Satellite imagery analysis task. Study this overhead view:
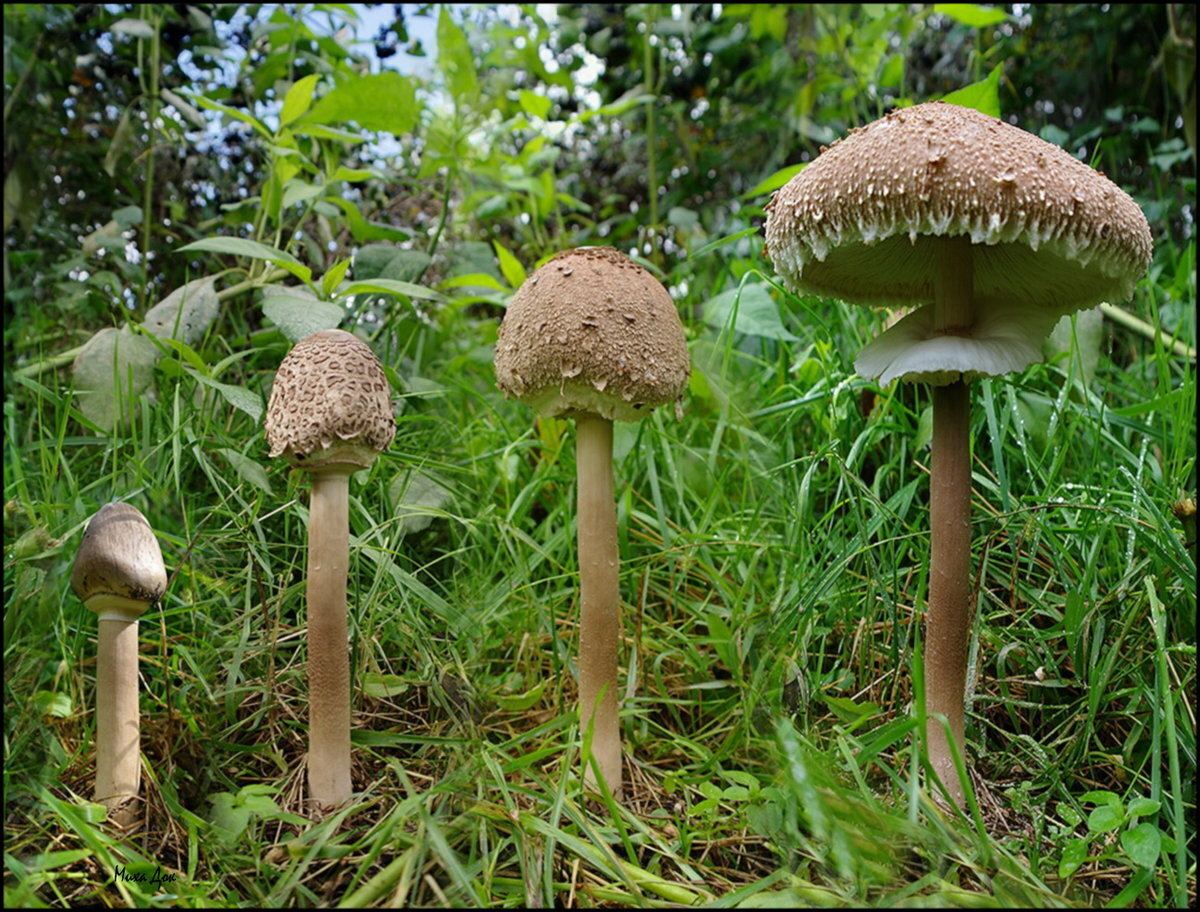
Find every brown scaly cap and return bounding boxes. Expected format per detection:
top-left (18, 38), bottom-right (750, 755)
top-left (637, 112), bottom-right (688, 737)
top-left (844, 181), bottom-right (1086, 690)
top-left (493, 247), bottom-right (690, 422)
top-left (265, 329), bottom-right (396, 472)
top-left (71, 503), bottom-right (167, 618)
top-left (764, 100), bottom-right (1153, 315)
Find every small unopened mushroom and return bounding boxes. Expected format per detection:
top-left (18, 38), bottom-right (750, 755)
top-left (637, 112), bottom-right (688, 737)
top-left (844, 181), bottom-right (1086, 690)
top-left (71, 502), bottom-right (167, 826)
top-left (265, 329), bottom-right (396, 811)
top-left (765, 101), bottom-right (1152, 806)
top-left (494, 246), bottom-right (690, 801)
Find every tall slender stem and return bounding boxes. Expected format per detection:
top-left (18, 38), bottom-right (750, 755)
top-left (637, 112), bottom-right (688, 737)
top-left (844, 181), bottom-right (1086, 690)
top-left (95, 617), bottom-right (141, 824)
top-left (575, 412), bottom-right (622, 800)
top-left (926, 236), bottom-right (974, 808)
top-left (307, 471), bottom-right (352, 809)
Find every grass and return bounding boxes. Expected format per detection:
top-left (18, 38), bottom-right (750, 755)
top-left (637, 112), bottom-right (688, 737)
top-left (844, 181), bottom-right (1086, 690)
top-left (3, 235), bottom-right (1195, 907)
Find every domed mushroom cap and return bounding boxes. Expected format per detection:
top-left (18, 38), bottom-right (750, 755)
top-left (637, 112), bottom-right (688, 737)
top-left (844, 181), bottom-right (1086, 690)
top-left (265, 329), bottom-right (396, 472)
top-left (494, 247), bottom-right (690, 422)
top-left (71, 503), bottom-right (167, 619)
top-left (764, 101), bottom-right (1153, 382)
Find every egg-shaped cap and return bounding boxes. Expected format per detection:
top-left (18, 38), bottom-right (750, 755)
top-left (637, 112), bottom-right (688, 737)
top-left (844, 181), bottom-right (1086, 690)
top-left (764, 101), bottom-right (1152, 314)
top-left (494, 247), bottom-right (690, 422)
top-left (265, 329), bottom-right (396, 472)
top-left (71, 502), bottom-right (167, 620)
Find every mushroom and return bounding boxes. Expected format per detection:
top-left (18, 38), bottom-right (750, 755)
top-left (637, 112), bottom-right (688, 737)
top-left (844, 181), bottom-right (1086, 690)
top-left (764, 101), bottom-right (1152, 806)
top-left (264, 328), bottom-right (396, 811)
top-left (494, 247), bottom-right (690, 801)
top-left (70, 502), bottom-right (167, 825)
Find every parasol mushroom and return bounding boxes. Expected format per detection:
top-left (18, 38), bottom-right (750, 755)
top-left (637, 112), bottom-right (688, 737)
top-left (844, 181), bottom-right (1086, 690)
top-left (764, 101), bottom-right (1152, 806)
top-left (494, 246), bottom-right (690, 801)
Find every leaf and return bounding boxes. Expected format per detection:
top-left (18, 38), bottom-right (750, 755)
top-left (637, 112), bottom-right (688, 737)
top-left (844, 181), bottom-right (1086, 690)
top-left (939, 65), bottom-right (1003, 118)
top-left (260, 285), bottom-right (344, 343)
top-left (34, 690), bottom-right (72, 718)
top-left (518, 90), bottom-right (551, 120)
top-left (142, 276), bottom-right (220, 346)
top-left (702, 283), bottom-right (798, 340)
top-left (217, 447), bottom-right (271, 493)
top-left (353, 244), bottom-right (432, 283)
top-left (1058, 837), bottom-right (1089, 879)
top-left (388, 469), bottom-right (453, 536)
top-left (492, 240), bottom-right (527, 289)
top-left (302, 72), bottom-right (419, 135)
top-left (177, 237), bottom-right (312, 286)
top-left (1087, 804), bottom-right (1125, 833)
top-left (280, 74), bottom-right (320, 127)
top-left (1045, 306), bottom-right (1102, 386)
top-left (103, 108), bottom-right (134, 178)
top-left (191, 372), bottom-right (263, 423)
top-left (321, 258), bottom-right (352, 298)
top-left (1125, 797), bottom-right (1161, 818)
top-left (208, 793), bottom-right (250, 845)
top-left (743, 162), bottom-right (806, 199)
top-left (160, 87), bottom-right (208, 129)
top-left (71, 327), bottom-right (160, 432)
top-left (182, 91), bottom-right (272, 140)
top-left (110, 17), bottom-right (155, 39)
top-left (935, 4), bottom-right (1009, 27)
top-left (574, 89), bottom-right (656, 123)
top-left (493, 680), bottom-right (547, 711)
top-left (1120, 823), bottom-right (1162, 869)
top-left (340, 279), bottom-right (445, 302)
top-left (362, 672), bottom-right (409, 699)
top-left (437, 7), bottom-right (478, 105)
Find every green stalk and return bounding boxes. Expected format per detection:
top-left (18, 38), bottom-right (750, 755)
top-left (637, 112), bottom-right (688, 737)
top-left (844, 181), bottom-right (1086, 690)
top-left (139, 6), bottom-right (162, 315)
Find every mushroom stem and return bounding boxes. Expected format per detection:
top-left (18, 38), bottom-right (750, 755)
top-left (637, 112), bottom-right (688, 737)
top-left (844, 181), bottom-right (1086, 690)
top-left (306, 470), bottom-right (353, 809)
top-left (575, 411), bottom-right (622, 800)
top-left (95, 616), bottom-right (141, 823)
top-left (926, 236), bottom-right (974, 808)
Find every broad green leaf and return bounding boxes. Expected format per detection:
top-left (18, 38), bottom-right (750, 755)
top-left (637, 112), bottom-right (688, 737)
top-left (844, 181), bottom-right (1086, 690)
top-left (177, 236), bottom-right (302, 266)
top-left (574, 89), bottom-right (656, 123)
top-left (261, 286), bottom-right (344, 342)
top-left (1079, 789), bottom-right (1122, 806)
top-left (160, 87), bottom-right (207, 128)
top-left (142, 276), bottom-right (220, 346)
top-left (389, 469), bottom-right (453, 536)
top-left (183, 91), bottom-right (272, 139)
top-left (217, 447), bottom-right (272, 494)
top-left (327, 166), bottom-right (376, 183)
top-left (34, 690), bottom-right (72, 718)
top-left (492, 240), bottom-right (527, 289)
top-left (1058, 838), bottom-right (1089, 879)
top-left (743, 162), bottom-right (805, 199)
top-left (362, 672), bottom-right (409, 699)
top-left (935, 4), bottom-right (1009, 27)
top-left (302, 72), bottom-right (419, 135)
top-left (103, 108), bottom-right (134, 178)
top-left (325, 197), bottom-right (412, 243)
top-left (281, 179), bottom-right (323, 210)
top-left (110, 17), bottom-right (155, 39)
top-left (321, 258), bottom-right (352, 298)
top-left (702, 284), bottom-right (798, 341)
top-left (353, 244), bottom-right (432, 283)
top-left (190, 372), bottom-right (263, 423)
top-left (341, 279), bottom-right (445, 302)
top-left (1087, 804), bottom-right (1125, 833)
top-left (290, 122), bottom-right (369, 143)
top-left (939, 65), bottom-right (1003, 118)
top-left (439, 272), bottom-right (507, 292)
top-left (1120, 823), bottom-right (1162, 868)
top-left (208, 793), bottom-right (250, 845)
top-left (493, 680), bottom-right (547, 711)
top-left (518, 89), bottom-right (551, 120)
top-left (1125, 797), bottom-right (1161, 818)
top-left (437, 7), bottom-right (478, 105)
top-left (71, 326), bottom-right (160, 432)
top-left (280, 73), bottom-right (319, 127)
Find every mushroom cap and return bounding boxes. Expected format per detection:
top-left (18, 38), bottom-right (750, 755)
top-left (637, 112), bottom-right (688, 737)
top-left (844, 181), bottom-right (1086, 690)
top-left (763, 101), bottom-right (1153, 382)
top-left (71, 502), bottom-right (167, 619)
top-left (493, 247), bottom-right (690, 422)
top-left (265, 329), bottom-right (396, 473)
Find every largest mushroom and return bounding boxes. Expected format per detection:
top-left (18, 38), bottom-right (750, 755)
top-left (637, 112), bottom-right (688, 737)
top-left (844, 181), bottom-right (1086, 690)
top-left (494, 247), bottom-right (690, 801)
top-left (265, 329), bottom-right (396, 811)
top-left (764, 101), bottom-right (1152, 806)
